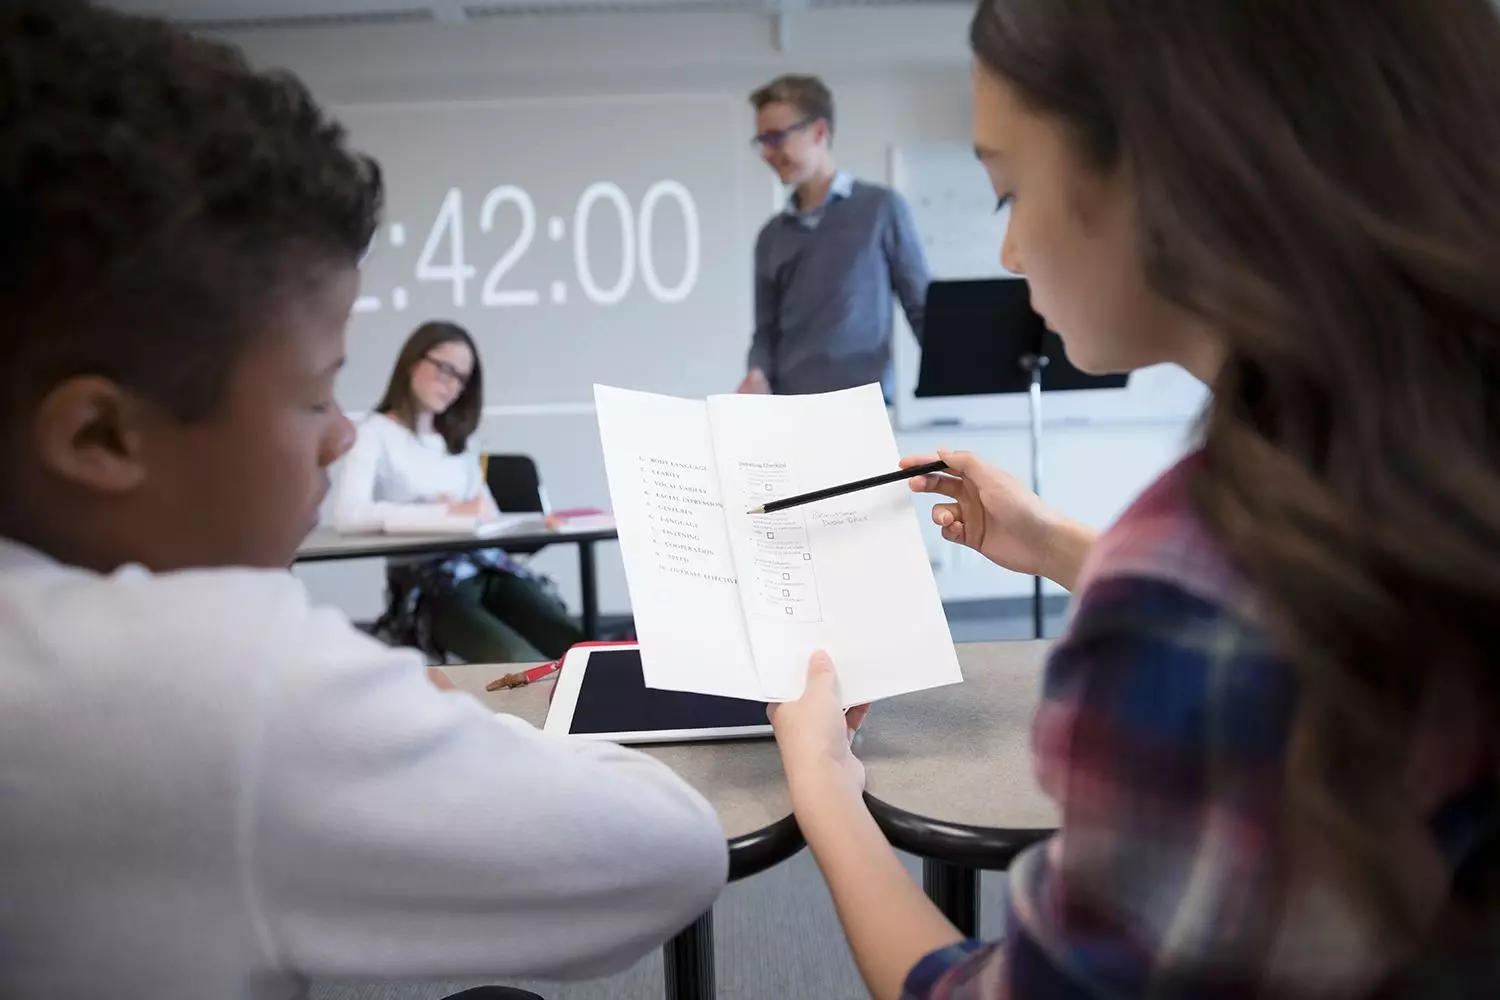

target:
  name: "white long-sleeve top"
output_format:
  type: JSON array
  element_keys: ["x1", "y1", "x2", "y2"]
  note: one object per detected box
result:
[
  {"x1": 330, "y1": 414, "x2": 493, "y2": 533},
  {"x1": 0, "y1": 538, "x2": 728, "y2": 1000}
]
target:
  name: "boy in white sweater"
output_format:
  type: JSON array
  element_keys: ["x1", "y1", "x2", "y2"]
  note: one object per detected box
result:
[{"x1": 0, "y1": 4, "x2": 727, "y2": 999}]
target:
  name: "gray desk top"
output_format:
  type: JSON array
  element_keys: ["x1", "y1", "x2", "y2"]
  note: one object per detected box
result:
[
  {"x1": 443, "y1": 638, "x2": 1057, "y2": 843},
  {"x1": 862, "y1": 639, "x2": 1058, "y2": 831},
  {"x1": 295, "y1": 519, "x2": 617, "y2": 562},
  {"x1": 440, "y1": 661, "x2": 791, "y2": 842}
]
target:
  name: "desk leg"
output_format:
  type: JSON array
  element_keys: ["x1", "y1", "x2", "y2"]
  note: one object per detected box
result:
[
  {"x1": 923, "y1": 859, "x2": 979, "y2": 938},
  {"x1": 663, "y1": 910, "x2": 715, "y2": 1000},
  {"x1": 578, "y1": 540, "x2": 599, "y2": 639},
  {"x1": 1032, "y1": 574, "x2": 1045, "y2": 640}
]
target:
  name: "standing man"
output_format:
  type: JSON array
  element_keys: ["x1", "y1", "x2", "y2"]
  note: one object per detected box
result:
[{"x1": 740, "y1": 74, "x2": 931, "y2": 398}]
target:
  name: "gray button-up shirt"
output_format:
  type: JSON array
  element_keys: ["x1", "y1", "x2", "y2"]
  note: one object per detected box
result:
[{"x1": 747, "y1": 172, "x2": 930, "y2": 397}]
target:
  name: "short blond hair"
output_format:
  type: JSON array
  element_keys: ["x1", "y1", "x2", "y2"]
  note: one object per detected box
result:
[{"x1": 749, "y1": 74, "x2": 835, "y2": 138}]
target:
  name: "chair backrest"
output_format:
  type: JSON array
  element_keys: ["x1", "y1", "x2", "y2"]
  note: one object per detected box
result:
[{"x1": 483, "y1": 454, "x2": 549, "y2": 514}]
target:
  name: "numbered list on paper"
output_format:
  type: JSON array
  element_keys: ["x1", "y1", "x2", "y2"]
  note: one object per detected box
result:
[{"x1": 640, "y1": 456, "x2": 737, "y2": 588}]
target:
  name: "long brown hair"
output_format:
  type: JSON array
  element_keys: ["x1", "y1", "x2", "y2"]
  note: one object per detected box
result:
[
  {"x1": 971, "y1": 0, "x2": 1500, "y2": 951},
  {"x1": 374, "y1": 320, "x2": 483, "y2": 455}
]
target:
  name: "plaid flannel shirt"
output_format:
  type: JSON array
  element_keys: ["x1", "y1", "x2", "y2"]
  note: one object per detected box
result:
[{"x1": 904, "y1": 452, "x2": 1497, "y2": 999}]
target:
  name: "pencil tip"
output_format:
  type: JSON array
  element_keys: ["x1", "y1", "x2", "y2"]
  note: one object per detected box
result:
[{"x1": 747, "y1": 505, "x2": 764, "y2": 515}]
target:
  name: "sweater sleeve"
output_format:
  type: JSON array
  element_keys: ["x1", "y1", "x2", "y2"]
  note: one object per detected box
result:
[
  {"x1": 746, "y1": 226, "x2": 781, "y2": 378},
  {"x1": 461, "y1": 449, "x2": 507, "y2": 519},
  {"x1": 884, "y1": 189, "x2": 930, "y2": 345},
  {"x1": 902, "y1": 577, "x2": 1308, "y2": 999},
  {"x1": 244, "y1": 595, "x2": 727, "y2": 981},
  {"x1": 328, "y1": 420, "x2": 445, "y2": 533}
]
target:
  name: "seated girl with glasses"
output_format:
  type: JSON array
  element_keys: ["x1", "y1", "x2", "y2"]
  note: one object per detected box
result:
[{"x1": 331, "y1": 321, "x2": 585, "y2": 663}]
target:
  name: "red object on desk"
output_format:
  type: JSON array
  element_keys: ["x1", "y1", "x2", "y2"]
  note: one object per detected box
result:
[
  {"x1": 547, "y1": 507, "x2": 608, "y2": 520},
  {"x1": 484, "y1": 640, "x2": 637, "y2": 699},
  {"x1": 484, "y1": 661, "x2": 561, "y2": 692},
  {"x1": 483, "y1": 665, "x2": 555, "y2": 695}
]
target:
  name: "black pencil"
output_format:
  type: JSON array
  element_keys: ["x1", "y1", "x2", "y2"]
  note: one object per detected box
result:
[{"x1": 747, "y1": 460, "x2": 949, "y2": 515}]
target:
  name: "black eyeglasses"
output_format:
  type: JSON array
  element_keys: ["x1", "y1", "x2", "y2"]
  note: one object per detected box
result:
[
  {"x1": 750, "y1": 117, "x2": 816, "y2": 150},
  {"x1": 423, "y1": 355, "x2": 471, "y2": 387}
]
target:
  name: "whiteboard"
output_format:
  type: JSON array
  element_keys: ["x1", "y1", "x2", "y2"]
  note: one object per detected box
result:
[
  {"x1": 888, "y1": 143, "x2": 1206, "y2": 429},
  {"x1": 332, "y1": 94, "x2": 745, "y2": 414}
]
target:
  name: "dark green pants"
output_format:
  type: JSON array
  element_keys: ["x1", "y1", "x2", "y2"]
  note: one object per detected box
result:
[{"x1": 431, "y1": 570, "x2": 583, "y2": 664}]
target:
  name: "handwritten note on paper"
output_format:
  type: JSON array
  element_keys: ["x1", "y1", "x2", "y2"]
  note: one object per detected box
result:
[{"x1": 812, "y1": 509, "x2": 872, "y2": 529}]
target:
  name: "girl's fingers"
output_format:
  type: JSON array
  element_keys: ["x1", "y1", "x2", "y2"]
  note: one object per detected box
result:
[
  {"x1": 913, "y1": 474, "x2": 964, "y2": 499},
  {"x1": 932, "y1": 503, "x2": 960, "y2": 527}
]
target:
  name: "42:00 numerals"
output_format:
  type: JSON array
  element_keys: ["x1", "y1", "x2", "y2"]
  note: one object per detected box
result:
[{"x1": 403, "y1": 181, "x2": 701, "y2": 308}]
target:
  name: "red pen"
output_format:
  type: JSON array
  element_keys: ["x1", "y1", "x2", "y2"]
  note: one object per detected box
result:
[{"x1": 485, "y1": 661, "x2": 560, "y2": 691}]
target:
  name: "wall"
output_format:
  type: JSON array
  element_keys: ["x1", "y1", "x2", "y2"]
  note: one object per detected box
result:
[{"x1": 222, "y1": 7, "x2": 1196, "y2": 618}]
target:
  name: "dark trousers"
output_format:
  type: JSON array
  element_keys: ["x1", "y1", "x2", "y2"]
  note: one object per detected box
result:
[{"x1": 431, "y1": 569, "x2": 583, "y2": 663}]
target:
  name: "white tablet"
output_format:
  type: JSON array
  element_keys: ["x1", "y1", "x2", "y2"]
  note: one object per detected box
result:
[{"x1": 543, "y1": 644, "x2": 773, "y2": 744}]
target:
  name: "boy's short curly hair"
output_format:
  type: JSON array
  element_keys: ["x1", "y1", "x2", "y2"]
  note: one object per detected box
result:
[{"x1": 0, "y1": 0, "x2": 383, "y2": 429}]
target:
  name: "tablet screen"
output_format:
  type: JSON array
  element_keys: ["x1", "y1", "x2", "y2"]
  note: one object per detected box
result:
[{"x1": 569, "y1": 648, "x2": 769, "y2": 736}]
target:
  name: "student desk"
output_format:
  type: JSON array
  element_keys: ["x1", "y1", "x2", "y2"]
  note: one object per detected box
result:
[
  {"x1": 862, "y1": 638, "x2": 1058, "y2": 937},
  {"x1": 442, "y1": 640, "x2": 1055, "y2": 998},
  {"x1": 294, "y1": 520, "x2": 619, "y2": 639},
  {"x1": 441, "y1": 661, "x2": 797, "y2": 1000}
]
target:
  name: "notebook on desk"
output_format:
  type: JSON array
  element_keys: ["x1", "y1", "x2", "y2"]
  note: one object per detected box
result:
[
  {"x1": 593, "y1": 382, "x2": 962, "y2": 707},
  {"x1": 380, "y1": 509, "x2": 550, "y2": 537}
]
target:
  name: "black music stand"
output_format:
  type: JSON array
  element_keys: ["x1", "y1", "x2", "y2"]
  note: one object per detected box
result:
[{"x1": 916, "y1": 278, "x2": 1126, "y2": 639}]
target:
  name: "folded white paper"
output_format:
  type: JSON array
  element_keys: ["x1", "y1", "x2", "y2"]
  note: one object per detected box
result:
[{"x1": 594, "y1": 383, "x2": 962, "y2": 706}]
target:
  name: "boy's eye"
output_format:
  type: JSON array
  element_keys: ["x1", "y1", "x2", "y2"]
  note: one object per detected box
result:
[{"x1": 995, "y1": 195, "x2": 1014, "y2": 213}]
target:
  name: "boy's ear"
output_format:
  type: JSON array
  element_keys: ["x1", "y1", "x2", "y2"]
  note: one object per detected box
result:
[{"x1": 31, "y1": 376, "x2": 150, "y2": 494}]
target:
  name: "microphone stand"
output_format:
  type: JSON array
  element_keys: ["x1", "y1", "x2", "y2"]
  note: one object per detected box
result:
[{"x1": 1018, "y1": 350, "x2": 1048, "y2": 640}]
